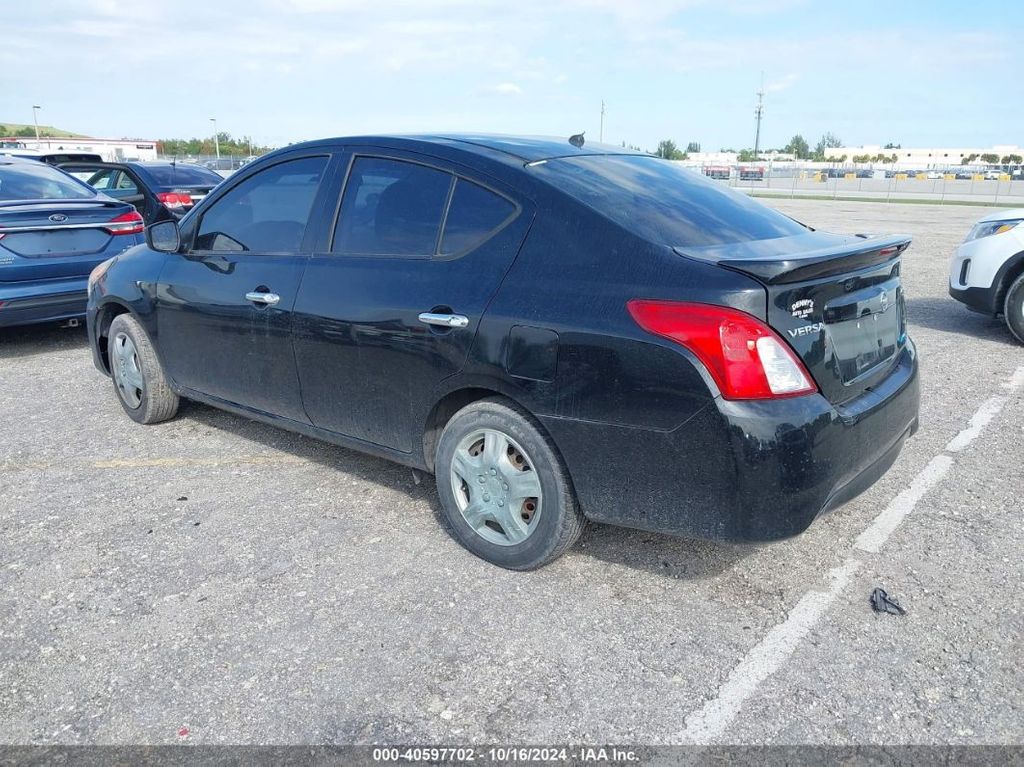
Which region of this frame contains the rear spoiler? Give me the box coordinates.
[675,234,912,285]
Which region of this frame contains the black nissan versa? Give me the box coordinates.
[86,135,920,569]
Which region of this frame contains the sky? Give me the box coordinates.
[3,0,1022,151]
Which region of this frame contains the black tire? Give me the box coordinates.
[107,313,179,424]
[434,397,584,570]
[1005,272,1024,345]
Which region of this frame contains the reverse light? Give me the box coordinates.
[157,192,193,209]
[105,210,144,235]
[627,300,817,400]
[965,219,1022,242]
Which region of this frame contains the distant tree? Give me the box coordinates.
[852,154,871,164]
[686,141,701,153]
[884,142,901,149]
[737,149,756,162]
[1008,154,1023,165]
[980,153,999,164]
[962,153,979,165]
[655,139,686,160]
[784,134,810,160]
[813,132,843,161]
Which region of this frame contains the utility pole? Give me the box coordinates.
[210,118,220,159]
[32,105,41,146]
[753,73,764,161]
[600,100,605,143]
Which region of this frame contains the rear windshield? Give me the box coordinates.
[532,155,806,247]
[145,164,222,186]
[0,160,95,201]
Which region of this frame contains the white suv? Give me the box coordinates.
[949,208,1024,343]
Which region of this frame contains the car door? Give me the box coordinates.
[156,153,334,422]
[292,151,533,453]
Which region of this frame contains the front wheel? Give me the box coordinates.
[434,398,584,570]
[1005,273,1024,344]
[107,313,179,424]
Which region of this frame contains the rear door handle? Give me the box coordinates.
[245,291,280,305]
[418,312,469,328]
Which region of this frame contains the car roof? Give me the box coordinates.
[977,208,1024,223]
[284,134,644,164]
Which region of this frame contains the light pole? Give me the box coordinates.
[210,118,220,160]
[599,100,605,143]
[32,105,41,146]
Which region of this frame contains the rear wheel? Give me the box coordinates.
[108,313,179,424]
[1005,273,1024,344]
[434,397,583,569]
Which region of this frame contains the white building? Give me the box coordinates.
[10,136,159,161]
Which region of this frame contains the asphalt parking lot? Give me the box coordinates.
[1,199,1022,747]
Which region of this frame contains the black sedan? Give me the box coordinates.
[86,135,920,569]
[60,161,224,224]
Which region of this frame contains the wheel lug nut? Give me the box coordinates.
[490,468,497,476]
[483,493,490,502]
[478,477,485,483]
[497,500,504,507]
[503,483,509,491]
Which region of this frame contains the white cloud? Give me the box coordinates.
[766,73,799,93]
[491,83,523,95]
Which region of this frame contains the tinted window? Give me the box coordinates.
[440,179,516,254]
[533,155,806,247]
[145,164,223,186]
[333,157,451,256]
[195,156,327,253]
[83,169,117,189]
[0,160,95,201]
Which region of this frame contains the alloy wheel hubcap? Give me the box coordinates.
[112,332,144,409]
[450,428,542,546]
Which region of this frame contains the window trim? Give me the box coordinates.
[327,152,521,261]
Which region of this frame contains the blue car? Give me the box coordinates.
[0,156,144,328]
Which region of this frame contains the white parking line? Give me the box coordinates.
[944,396,1007,453]
[680,560,861,744]
[677,364,1024,744]
[852,454,954,553]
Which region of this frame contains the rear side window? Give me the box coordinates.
[0,161,95,201]
[532,155,806,247]
[195,156,327,253]
[333,157,452,256]
[440,179,516,255]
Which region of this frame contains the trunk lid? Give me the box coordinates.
[676,232,912,405]
[0,200,132,281]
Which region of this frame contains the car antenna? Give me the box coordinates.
[569,132,585,148]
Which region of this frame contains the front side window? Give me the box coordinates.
[83,169,117,189]
[114,172,138,193]
[333,157,451,256]
[195,156,328,253]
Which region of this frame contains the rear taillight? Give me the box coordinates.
[157,192,193,209]
[627,300,817,400]
[105,210,144,235]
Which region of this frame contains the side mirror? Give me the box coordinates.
[146,220,180,253]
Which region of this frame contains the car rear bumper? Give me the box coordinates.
[0,278,88,327]
[542,339,920,543]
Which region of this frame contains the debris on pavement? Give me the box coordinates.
[870,588,907,616]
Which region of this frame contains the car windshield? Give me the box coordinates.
[532,154,807,247]
[0,160,95,201]
[144,164,222,185]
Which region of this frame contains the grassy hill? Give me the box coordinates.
[0,122,85,138]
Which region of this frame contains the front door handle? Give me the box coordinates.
[418,312,469,329]
[245,291,281,305]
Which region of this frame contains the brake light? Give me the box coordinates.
[105,210,144,235]
[157,192,193,209]
[627,300,817,400]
